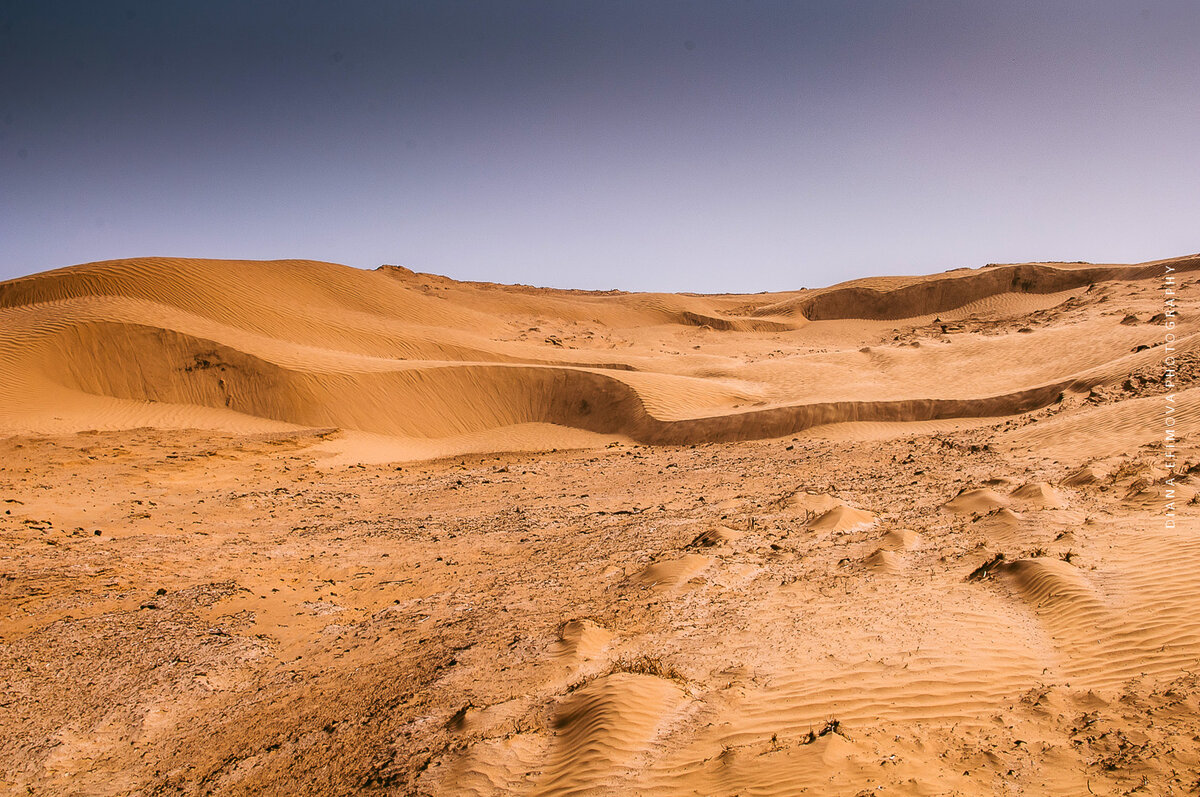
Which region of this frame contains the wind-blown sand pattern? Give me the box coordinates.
[2,253,1199,794]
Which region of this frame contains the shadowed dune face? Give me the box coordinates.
[2,254,1200,796]
[29,321,652,440]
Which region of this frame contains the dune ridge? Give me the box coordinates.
[775,255,1200,321]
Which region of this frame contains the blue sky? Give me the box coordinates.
[2,1,1197,291]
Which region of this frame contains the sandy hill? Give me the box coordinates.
[1,254,1195,458]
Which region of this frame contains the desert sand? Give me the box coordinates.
[1,254,1197,795]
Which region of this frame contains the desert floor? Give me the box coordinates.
[1,255,1198,795]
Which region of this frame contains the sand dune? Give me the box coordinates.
[943,487,1010,514]
[863,548,905,572]
[879,528,921,550]
[2,252,1198,796]
[2,254,1196,452]
[634,555,714,593]
[550,620,614,664]
[688,525,744,548]
[773,255,1199,320]
[1009,481,1069,509]
[535,674,684,796]
[807,503,877,533]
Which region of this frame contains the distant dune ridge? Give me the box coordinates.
[0,253,1195,457]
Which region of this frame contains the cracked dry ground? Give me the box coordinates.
[3,395,1200,796]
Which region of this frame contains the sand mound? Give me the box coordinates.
[808,504,877,533]
[550,620,614,662]
[535,673,683,795]
[864,549,905,573]
[971,508,1028,546]
[994,558,1106,624]
[1009,482,1068,509]
[879,528,922,550]
[634,555,714,592]
[786,492,842,515]
[976,507,1025,529]
[1061,464,1111,486]
[942,488,1009,515]
[688,526,745,548]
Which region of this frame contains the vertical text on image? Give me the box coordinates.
[1164,263,1177,528]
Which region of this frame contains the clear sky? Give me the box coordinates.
[2,1,1197,292]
